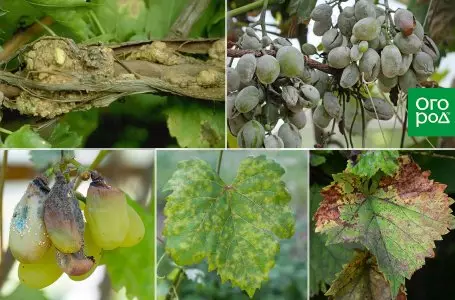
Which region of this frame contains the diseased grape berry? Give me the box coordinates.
[235,86,260,113]
[359,48,380,81]
[398,54,413,76]
[227,67,240,93]
[256,55,280,84]
[311,3,333,21]
[421,36,440,63]
[313,104,333,129]
[10,176,51,263]
[394,8,415,37]
[363,97,394,120]
[354,0,376,20]
[337,6,356,37]
[412,51,434,78]
[323,92,342,119]
[237,120,265,148]
[328,46,351,69]
[322,29,343,52]
[381,45,402,78]
[289,110,307,129]
[278,123,302,148]
[313,20,332,36]
[236,53,257,83]
[276,46,305,77]
[264,134,284,148]
[350,45,363,62]
[228,114,247,137]
[399,69,418,91]
[340,63,360,89]
[352,17,380,41]
[393,33,422,55]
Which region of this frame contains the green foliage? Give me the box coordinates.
[166,98,225,148]
[309,185,353,296]
[346,150,399,178]
[29,150,75,169]
[2,284,47,300]
[4,125,51,148]
[163,155,296,297]
[48,123,82,148]
[103,197,155,300]
[287,0,317,21]
[315,155,455,297]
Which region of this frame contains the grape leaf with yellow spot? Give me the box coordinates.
[163,155,295,298]
[314,155,455,297]
[325,251,398,300]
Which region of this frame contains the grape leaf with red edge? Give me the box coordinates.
[325,251,396,300]
[346,150,400,179]
[315,155,455,297]
[310,184,354,296]
[163,155,295,298]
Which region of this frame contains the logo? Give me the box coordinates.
[408,88,455,136]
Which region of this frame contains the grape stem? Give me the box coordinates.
[216,150,224,176]
[227,0,278,18]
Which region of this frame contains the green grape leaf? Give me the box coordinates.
[166,98,225,148]
[310,185,354,296]
[48,123,83,148]
[29,150,75,169]
[310,154,326,167]
[346,150,399,179]
[325,251,395,300]
[163,156,295,297]
[2,284,47,300]
[103,197,154,300]
[287,0,317,21]
[314,155,455,297]
[4,125,51,148]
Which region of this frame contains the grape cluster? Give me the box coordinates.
[9,171,145,289]
[227,1,439,148]
[228,27,318,148]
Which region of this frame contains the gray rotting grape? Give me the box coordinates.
[227,0,440,148]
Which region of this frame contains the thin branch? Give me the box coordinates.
[168,0,211,38]
[400,109,408,148]
[216,150,224,176]
[228,0,278,18]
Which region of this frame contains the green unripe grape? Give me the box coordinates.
[301,43,317,55]
[276,46,305,78]
[121,205,145,247]
[18,247,62,289]
[358,41,368,53]
[256,55,280,84]
[235,86,260,113]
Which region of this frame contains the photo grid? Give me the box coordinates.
[0,0,454,300]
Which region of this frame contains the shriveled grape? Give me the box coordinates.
[340,63,360,88]
[289,110,307,129]
[313,104,333,129]
[323,92,342,119]
[264,134,284,148]
[237,120,265,148]
[381,45,402,78]
[278,123,302,148]
[363,97,394,120]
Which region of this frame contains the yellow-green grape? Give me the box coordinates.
[10,176,51,263]
[69,224,102,281]
[18,247,63,289]
[85,172,129,250]
[78,200,85,211]
[358,41,368,53]
[255,55,280,84]
[121,205,145,247]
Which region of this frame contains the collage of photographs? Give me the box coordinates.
[0,0,454,299]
